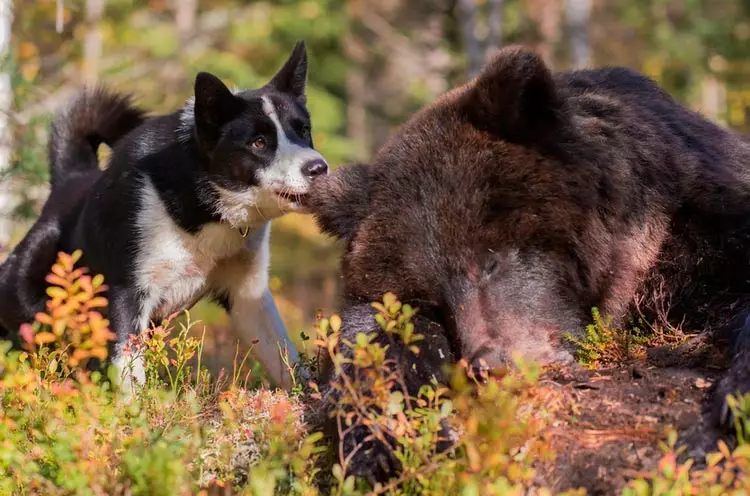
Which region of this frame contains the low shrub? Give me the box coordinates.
[3,250,750,495]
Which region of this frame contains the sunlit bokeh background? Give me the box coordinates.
[1,0,749,380]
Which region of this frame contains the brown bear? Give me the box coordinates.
[309,46,750,482]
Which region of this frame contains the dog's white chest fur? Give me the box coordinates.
[133,178,267,331]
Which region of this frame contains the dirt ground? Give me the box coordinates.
[535,335,733,494]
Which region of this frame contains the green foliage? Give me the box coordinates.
[2,49,50,221]
[624,420,750,496]
[5,253,750,495]
[564,308,647,368]
[0,256,579,495]
[0,251,317,495]
[314,292,579,496]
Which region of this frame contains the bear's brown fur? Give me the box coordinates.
[310,46,750,482]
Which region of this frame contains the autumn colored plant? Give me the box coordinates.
[312,292,579,496]
[5,251,750,495]
[625,426,750,496]
[18,249,116,376]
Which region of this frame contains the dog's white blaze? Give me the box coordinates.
[112,177,296,393]
[259,96,325,193]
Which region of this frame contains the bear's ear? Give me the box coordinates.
[265,40,308,104]
[308,162,371,242]
[460,46,563,143]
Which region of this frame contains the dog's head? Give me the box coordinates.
[186,41,328,226]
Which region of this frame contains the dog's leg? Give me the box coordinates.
[107,286,146,397]
[211,223,299,390]
[231,287,298,389]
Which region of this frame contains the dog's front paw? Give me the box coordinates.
[711,357,750,432]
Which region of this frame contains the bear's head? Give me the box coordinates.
[310,47,618,371]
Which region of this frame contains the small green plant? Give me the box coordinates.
[0,250,317,495]
[726,391,750,445]
[564,307,647,368]
[312,292,579,496]
[16,253,750,495]
[624,416,750,496]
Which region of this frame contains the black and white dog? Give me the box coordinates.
[0,41,327,393]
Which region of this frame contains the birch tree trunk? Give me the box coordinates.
[83,0,106,86]
[523,0,562,69]
[344,30,370,159]
[565,0,591,69]
[486,0,503,55]
[0,0,14,246]
[701,74,726,124]
[174,0,197,48]
[458,0,482,78]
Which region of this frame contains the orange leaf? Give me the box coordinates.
[90,347,108,360]
[86,297,108,309]
[72,349,88,361]
[35,312,53,325]
[51,264,66,278]
[58,252,73,272]
[34,332,57,345]
[46,287,68,300]
[18,41,38,59]
[21,62,39,82]
[52,320,67,337]
[45,274,70,288]
[52,303,75,319]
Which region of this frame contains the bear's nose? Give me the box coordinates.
[302,159,328,179]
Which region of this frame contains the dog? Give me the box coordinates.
[0,41,327,393]
[0,89,147,348]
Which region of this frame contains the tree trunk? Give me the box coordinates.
[173,0,197,48]
[565,0,591,69]
[701,74,726,124]
[83,0,106,85]
[458,0,482,78]
[523,0,562,69]
[344,33,370,159]
[344,1,371,159]
[0,0,14,246]
[486,0,503,56]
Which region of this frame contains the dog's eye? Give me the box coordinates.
[300,126,311,139]
[251,137,266,150]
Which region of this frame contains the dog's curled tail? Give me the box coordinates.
[48,87,146,189]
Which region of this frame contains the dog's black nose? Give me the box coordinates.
[302,159,328,178]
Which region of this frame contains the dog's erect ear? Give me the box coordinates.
[266,41,308,103]
[460,46,563,143]
[194,72,239,137]
[308,162,371,242]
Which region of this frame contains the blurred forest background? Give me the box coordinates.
[0,0,749,378]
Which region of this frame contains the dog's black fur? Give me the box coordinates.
[0,42,326,390]
[0,89,147,345]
